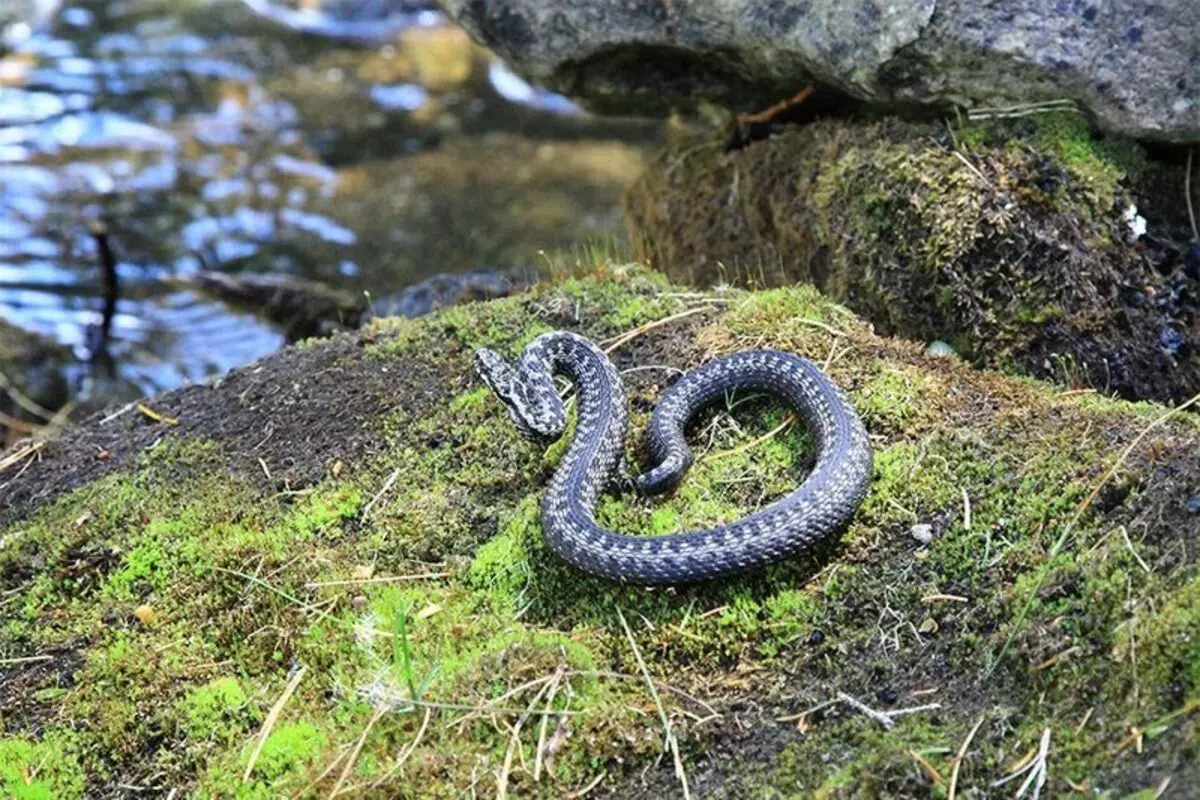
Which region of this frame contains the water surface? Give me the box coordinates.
[0,0,658,402]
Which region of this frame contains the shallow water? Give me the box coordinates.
[0,0,658,402]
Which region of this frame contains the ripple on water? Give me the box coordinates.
[0,0,658,415]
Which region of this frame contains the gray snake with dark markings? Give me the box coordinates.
[475,330,873,584]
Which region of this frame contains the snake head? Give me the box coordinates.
[474,347,567,444]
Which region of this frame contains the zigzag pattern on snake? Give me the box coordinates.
[475,330,873,584]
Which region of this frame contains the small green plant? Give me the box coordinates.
[391,604,439,705]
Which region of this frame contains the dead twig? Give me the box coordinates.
[948,714,986,800]
[244,666,308,782]
[0,440,44,475]
[1187,146,1198,242]
[329,704,388,798]
[305,571,451,588]
[361,467,401,520]
[617,607,691,800]
[0,654,55,666]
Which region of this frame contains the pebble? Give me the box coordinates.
[910,523,934,545]
[925,340,957,358]
[1158,326,1186,357]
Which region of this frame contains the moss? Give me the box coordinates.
[2,266,1198,796]
[179,677,256,742]
[624,116,1195,404]
[0,734,84,800]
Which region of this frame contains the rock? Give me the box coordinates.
[1,0,61,50]
[441,0,1200,142]
[924,341,956,359]
[624,115,1200,404]
[177,266,537,342]
[0,318,71,444]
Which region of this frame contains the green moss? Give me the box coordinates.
[0,735,84,800]
[3,265,1198,796]
[179,677,256,742]
[625,116,1183,403]
[853,360,943,434]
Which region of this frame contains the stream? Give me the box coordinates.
[0,0,659,410]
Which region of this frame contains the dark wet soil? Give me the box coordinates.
[0,330,420,527]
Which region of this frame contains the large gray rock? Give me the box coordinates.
[440,0,1200,142]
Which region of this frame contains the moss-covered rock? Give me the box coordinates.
[624,113,1198,405]
[1,265,1198,797]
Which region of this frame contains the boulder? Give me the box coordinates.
[441,0,1200,142]
[624,114,1200,404]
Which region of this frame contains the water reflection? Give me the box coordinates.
[0,0,658,423]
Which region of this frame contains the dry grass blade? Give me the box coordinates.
[244,666,307,782]
[910,750,945,786]
[601,306,714,354]
[702,414,795,463]
[328,703,388,798]
[616,607,691,800]
[534,668,567,782]
[360,705,433,793]
[990,390,1200,676]
[497,678,555,799]
[0,440,44,474]
[1187,146,1198,242]
[305,571,450,588]
[948,714,986,800]
[135,402,178,426]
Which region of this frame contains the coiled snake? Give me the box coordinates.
[475,331,873,584]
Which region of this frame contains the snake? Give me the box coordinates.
[475,330,873,584]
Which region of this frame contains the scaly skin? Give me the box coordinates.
[475,331,873,584]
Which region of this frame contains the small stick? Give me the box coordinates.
[0,441,45,474]
[306,572,450,588]
[0,654,55,666]
[921,594,969,604]
[244,666,307,782]
[837,692,897,729]
[1187,147,1198,242]
[329,704,387,798]
[617,607,691,799]
[361,467,401,520]
[947,714,986,800]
